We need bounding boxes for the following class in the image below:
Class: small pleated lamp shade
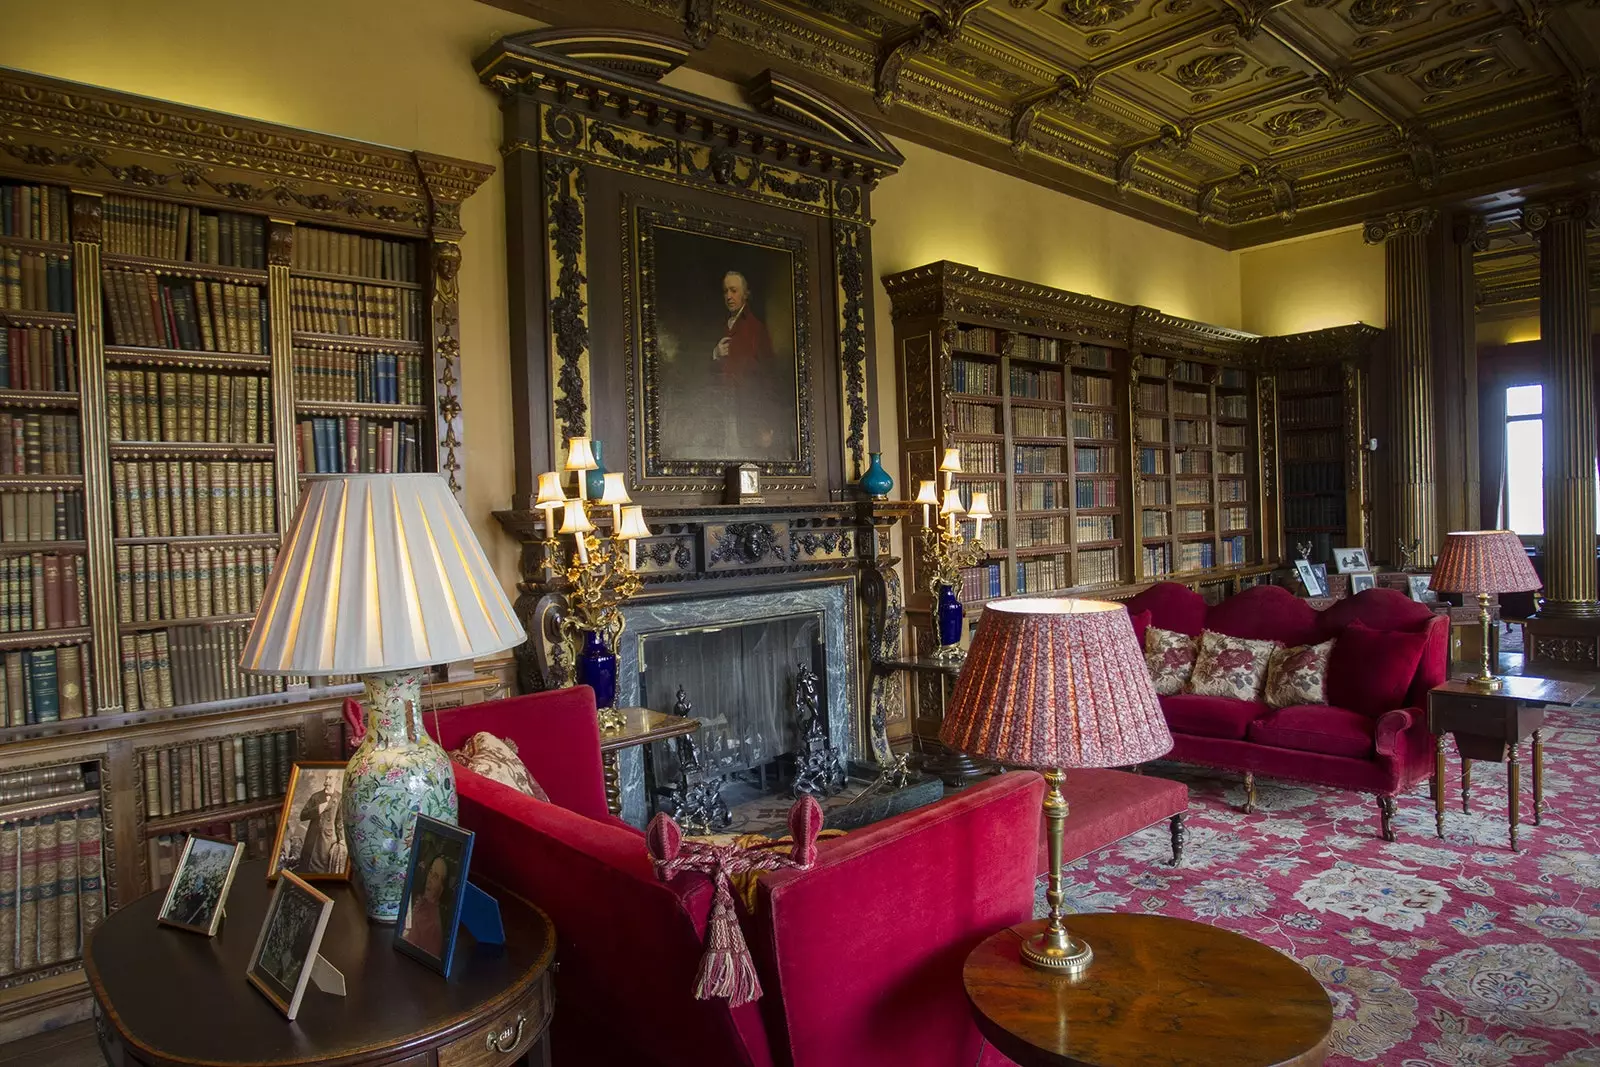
[940,598,1172,769]
[1430,530,1541,595]
[241,474,526,676]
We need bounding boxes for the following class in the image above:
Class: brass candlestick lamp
[1428,530,1541,693]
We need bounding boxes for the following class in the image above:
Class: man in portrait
[710,270,780,456]
[294,777,345,876]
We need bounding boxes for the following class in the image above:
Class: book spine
[0,823,15,976]
[76,809,103,943]
[34,816,57,966]
[55,809,78,962]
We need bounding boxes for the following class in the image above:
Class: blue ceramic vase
[936,584,964,649]
[860,453,893,499]
[342,668,458,922]
[576,629,618,709]
[585,440,608,500]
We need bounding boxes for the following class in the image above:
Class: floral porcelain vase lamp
[240,474,526,921]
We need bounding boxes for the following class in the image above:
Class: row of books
[1285,461,1344,493]
[961,519,1003,552]
[1176,509,1212,534]
[1176,451,1210,474]
[956,480,1003,510]
[1278,365,1340,392]
[1075,515,1116,542]
[1072,375,1112,405]
[1074,447,1114,474]
[1283,429,1341,461]
[0,184,70,244]
[1222,506,1249,532]
[1077,547,1119,585]
[1172,389,1209,416]
[955,326,1000,354]
[949,401,997,434]
[1143,544,1172,577]
[958,562,1003,602]
[1,646,92,725]
[139,729,296,820]
[1142,510,1169,537]
[0,764,90,804]
[1176,481,1212,504]
[1281,395,1342,426]
[0,552,88,632]
[1010,367,1063,402]
[1285,497,1347,528]
[1013,408,1062,437]
[1014,480,1059,510]
[1219,452,1247,474]
[292,227,421,283]
[1,412,80,477]
[1220,478,1248,502]
[951,358,997,397]
[1071,345,1115,370]
[1217,394,1249,419]
[1014,556,1068,594]
[1219,368,1248,388]
[295,417,423,475]
[148,812,275,891]
[106,369,270,445]
[1138,416,1165,442]
[957,440,1003,474]
[0,490,85,543]
[0,249,74,314]
[1137,382,1166,412]
[1140,480,1169,505]
[1011,335,1061,362]
[1076,479,1116,508]
[0,805,106,976]
[119,624,288,713]
[1177,542,1216,573]
[111,460,277,538]
[1016,444,1064,474]
[1173,421,1210,446]
[292,346,426,406]
[1219,536,1249,566]
[102,272,267,354]
[0,326,76,392]
[1072,410,1115,439]
[1170,360,1206,384]
[102,196,266,269]
[114,543,271,624]
[1217,426,1247,448]
[1013,516,1065,548]
[289,279,424,342]
[1139,448,1169,476]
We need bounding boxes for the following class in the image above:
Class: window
[1501,384,1600,535]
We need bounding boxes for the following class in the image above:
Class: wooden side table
[1428,675,1593,849]
[964,914,1331,1067]
[600,706,700,816]
[87,860,555,1067]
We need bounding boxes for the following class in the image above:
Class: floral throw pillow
[1263,639,1335,708]
[449,732,550,802]
[1188,630,1281,701]
[1145,627,1198,695]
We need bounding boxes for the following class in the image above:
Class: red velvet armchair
[428,687,1044,1067]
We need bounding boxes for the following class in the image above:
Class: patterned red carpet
[1045,710,1600,1065]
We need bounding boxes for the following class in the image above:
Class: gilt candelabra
[915,448,990,660]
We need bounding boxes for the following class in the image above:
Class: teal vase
[342,668,458,922]
[585,440,608,500]
[860,453,893,499]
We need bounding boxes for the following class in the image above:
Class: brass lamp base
[1021,927,1094,973]
[1465,594,1503,694]
[1026,767,1094,975]
[1466,674,1505,693]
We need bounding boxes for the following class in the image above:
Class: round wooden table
[964,914,1332,1067]
[86,860,555,1067]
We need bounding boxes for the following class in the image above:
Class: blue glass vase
[860,452,893,499]
[576,629,618,709]
[936,584,964,650]
[585,441,608,500]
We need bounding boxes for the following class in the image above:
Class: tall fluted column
[1523,195,1599,617]
[1364,209,1439,565]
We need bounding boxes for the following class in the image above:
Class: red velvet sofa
[427,686,1045,1067]
[1122,582,1448,839]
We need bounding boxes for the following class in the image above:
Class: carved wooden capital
[1452,212,1490,252]
[1362,208,1438,245]
[1520,193,1600,236]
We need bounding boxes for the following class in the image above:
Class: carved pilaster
[1524,194,1600,617]
[431,240,465,501]
[1365,208,1438,565]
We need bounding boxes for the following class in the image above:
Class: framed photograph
[157,835,242,936]
[630,199,814,482]
[1349,572,1377,594]
[394,815,475,977]
[246,870,334,1021]
[267,762,350,882]
[1332,547,1370,574]
[1311,564,1330,595]
[1294,559,1327,597]
[1408,574,1435,603]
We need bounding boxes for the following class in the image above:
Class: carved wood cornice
[1257,323,1381,367]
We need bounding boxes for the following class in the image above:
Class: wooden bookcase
[0,67,501,1032]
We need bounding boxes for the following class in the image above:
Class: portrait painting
[1332,547,1370,574]
[268,762,350,881]
[157,835,242,937]
[246,871,334,1021]
[394,815,475,977]
[634,204,813,480]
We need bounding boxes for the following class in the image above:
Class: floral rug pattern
[1038,711,1600,1065]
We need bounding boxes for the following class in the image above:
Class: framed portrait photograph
[1349,572,1377,594]
[1408,574,1435,603]
[631,201,814,482]
[1331,547,1370,574]
[246,871,334,1021]
[267,762,350,882]
[157,835,242,937]
[1294,559,1327,597]
[394,815,475,977]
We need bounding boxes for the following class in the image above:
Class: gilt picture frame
[267,762,351,882]
[156,835,242,937]
[246,871,334,1021]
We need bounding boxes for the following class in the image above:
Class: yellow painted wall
[0,0,542,590]
[1477,314,1541,346]
[1238,225,1386,335]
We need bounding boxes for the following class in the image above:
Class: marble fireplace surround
[610,577,859,827]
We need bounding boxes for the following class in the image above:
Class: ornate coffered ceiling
[482,0,1600,248]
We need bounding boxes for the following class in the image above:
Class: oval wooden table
[964,914,1332,1067]
[86,860,555,1067]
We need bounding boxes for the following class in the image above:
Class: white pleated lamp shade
[241,474,526,676]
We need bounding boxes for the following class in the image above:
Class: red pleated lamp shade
[1430,530,1541,595]
[939,598,1173,769]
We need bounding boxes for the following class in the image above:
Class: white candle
[628,539,637,570]
[947,512,957,538]
[575,534,589,566]
[922,503,930,526]
[974,517,984,543]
